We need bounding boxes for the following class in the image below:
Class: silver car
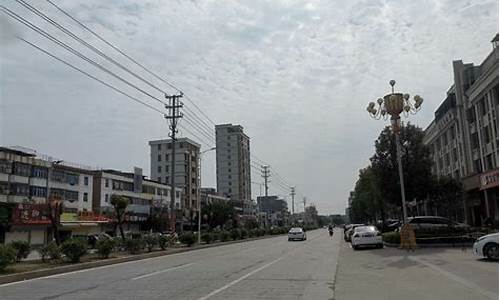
[288,227,306,241]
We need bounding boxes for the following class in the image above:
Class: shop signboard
[480,170,499,190]
[11,203,51,225]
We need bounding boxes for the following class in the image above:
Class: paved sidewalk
[334,241,498,300]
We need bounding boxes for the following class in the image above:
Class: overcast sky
[1,0,498,214]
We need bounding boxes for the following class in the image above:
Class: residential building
[257,195,288,227]
[92,168,182,234]
[200,187,228,207]
[0,146,94,245]
[423,34,499,226]
[215,124,252,215]
[149,138,200,214]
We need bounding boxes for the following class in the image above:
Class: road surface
[0,229,340,300]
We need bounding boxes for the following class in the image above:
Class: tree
[370,123,433,219]
[350,167,381,224]
[202,202,234,229]
[428,176,463,221]
[110,195,129,241]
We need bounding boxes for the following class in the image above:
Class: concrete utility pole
[165,93,183,232]
[303,197,307,224]
[261,165,270,197]
[290,186,295,214]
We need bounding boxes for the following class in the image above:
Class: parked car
[473,233,499,260]
[402,216,470,230]
[344,224,365,242]
[351,225,383,250]
[288,227,307,241]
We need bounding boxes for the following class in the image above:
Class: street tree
[110,195,129,241]
[370,123,433,218]
[202,202,234,229]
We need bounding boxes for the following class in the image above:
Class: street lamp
[198,147,216,244]
[366,80,423,224]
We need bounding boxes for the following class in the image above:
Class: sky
[0,0,498,215]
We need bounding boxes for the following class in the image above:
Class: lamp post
[198,147,216,244]
[366,80,423,224]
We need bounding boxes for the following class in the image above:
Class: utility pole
[303,197,307,225]
[290,186,296,214]
[165,93,183,232]
[261,165,270,197]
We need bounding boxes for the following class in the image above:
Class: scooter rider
[328,225,334,237]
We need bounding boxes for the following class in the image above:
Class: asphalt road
[0,229,340,300]
[335,237,499,300]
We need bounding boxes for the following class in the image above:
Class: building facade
[92,168,182,234]
[423,35,499,226]
[0,147,94,245]
[215,124,252,214]
[149,138,200,214]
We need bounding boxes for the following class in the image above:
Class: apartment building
[424,34,499,226]
[215,124,252,215]
[0,146,94,244]
[149,138,200,214]
[92,168,182,233]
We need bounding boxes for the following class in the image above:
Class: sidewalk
[334,242,498,300]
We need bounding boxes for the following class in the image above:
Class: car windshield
[1,1,497,299]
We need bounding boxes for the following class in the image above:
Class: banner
[11,203,51,225]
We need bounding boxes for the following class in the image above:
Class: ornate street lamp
[366,80,423,223]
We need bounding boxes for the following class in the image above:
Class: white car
[288,227,306,241]
[473,233,498,260]
[351,225,383,250]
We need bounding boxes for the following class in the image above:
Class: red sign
[480,170,499,190]
[11,203,51,225]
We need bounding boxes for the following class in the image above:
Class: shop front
[463,169,499,227]
[5,203,51,245]
[59,211,111,239]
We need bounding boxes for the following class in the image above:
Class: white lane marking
[408,256,497,300]
[197,257,283,300]
[0,237,285,288]
[131,263,194,280]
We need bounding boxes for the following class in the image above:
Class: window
[483,125,491,144]
[228,168,231,173]
[84,176,89,186]
[13,163,31,177]
[467,107,476,124]
[480,97,488,116]
[83,192,88,202]
[176,191,180,197]
[165,166,169,172]
[474,159,482,173]
[227,143,231,147]
[105,179,109,187]
[158,154,162,162]
[452,148,458,162]
[105,194,109,203]
[228,155,231,159]
[228,175,232,179]
[180,142,184,148]
[157,177,162,182]
[157,144,161,151]
[228,162,231,166]
[0,160,12,174]
[167,144,172,149]
[486,154,495,170]
[445,153,450,167]
[228,188,232,193]
[158,166,162,173]
[30,186,47,197]
[166,176,169,183]
[450,126,455,140]
[32,167,48,178]
[165,154,169,161]
[471,133,479,149]
[228,181,232,186]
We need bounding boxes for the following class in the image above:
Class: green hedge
[179,233,196,247]
[0,244,16,271]
[10,241,31,262]
[382,232,400,244]
[61,238,88,263]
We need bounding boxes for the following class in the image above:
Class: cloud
[1,0,498,214]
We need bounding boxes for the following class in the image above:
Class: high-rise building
[149,138,200,213]
[423,34,499,226]
[215,124,252,214]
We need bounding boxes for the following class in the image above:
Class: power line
[45,0,217,127]
[16,36,165,115]
[1,6,165,106]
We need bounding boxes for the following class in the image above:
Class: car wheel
[377,243,384,249]
[288,238,292,241]
[484,243,499,260]
[352,245,358,250]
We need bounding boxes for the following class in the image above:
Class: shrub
[125,238,145,254]
[96,239,116,259]
[0,244,16,271]
[179,233,196,247]
[61,238,87,263]
[240,229,248,239]
[37,242,60,262]
[382,232,400,244]
[219,231,230,242]
[158,235,169,250]
[230,229,240,240]
[10,241,31,262]
[201,232,213,244]
[144,234,159,252]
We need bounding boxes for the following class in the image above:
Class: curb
[383,242,473,248]
[0,234,286,285]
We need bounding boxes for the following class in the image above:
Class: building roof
[149,137,201,148]
[0,146,36,157]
